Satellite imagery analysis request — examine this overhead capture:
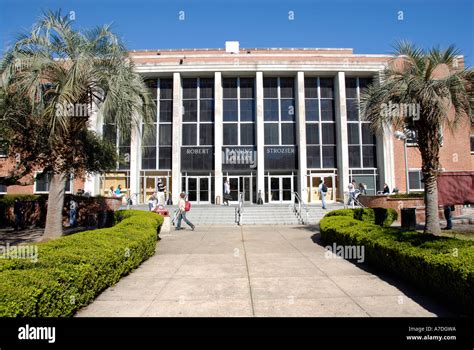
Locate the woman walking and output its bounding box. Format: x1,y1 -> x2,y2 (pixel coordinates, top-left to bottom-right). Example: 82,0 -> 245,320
176,192 -> 195,231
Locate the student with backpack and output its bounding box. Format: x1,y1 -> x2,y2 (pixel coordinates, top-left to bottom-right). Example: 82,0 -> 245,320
176,192 -> 195,231
319,180 -> 328,209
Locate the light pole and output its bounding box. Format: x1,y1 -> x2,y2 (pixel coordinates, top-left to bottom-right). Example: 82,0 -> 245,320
394,130 -> 415,194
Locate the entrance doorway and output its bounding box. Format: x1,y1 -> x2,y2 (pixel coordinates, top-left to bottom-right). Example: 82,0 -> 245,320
268,176 -> 293,203
227,176 -> 253,203
185,176 -> 211,204
142,175 -> 170,204
308,174 -> 335,203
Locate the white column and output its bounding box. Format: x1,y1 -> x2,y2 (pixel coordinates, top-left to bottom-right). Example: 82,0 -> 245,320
171,72 -> 182,204
214,72 -> 223,204
85,101 -> 101,195
334,72 -> 349,201
256,72 -> 265,203
129,118 -> 140,203
296,72 -> 307,199
379,124 -> 395,191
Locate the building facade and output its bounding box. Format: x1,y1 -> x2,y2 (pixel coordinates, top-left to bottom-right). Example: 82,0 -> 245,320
1,46 -> 473,204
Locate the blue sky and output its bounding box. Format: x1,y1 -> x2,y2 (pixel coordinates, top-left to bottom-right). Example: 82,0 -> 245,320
1,0 -> 473,65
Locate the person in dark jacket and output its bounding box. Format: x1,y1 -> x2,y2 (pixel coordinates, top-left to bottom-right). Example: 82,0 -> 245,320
13,199 -> 22,231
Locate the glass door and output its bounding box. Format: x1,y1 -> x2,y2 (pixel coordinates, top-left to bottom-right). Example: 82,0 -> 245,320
199,177 -> 210,203
269,176 -> 293,203
228,177 -> 239,202
309,174 -> 335,203
187,177 -> 198,202
185,176 -> 210,204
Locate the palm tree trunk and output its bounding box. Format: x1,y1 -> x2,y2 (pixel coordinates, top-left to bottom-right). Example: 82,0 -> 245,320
423,172 -> 441,235
42,173 -> 67,240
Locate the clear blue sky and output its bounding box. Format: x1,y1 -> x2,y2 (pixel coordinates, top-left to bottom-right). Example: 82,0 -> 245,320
1,0 -> 473,66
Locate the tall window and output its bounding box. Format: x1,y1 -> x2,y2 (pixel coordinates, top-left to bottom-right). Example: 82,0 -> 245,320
305,77 -> 336,168
346,77 -> 376,168
223,77 -> 255,146
263,77 -> 296,145
408,170 -> 424,192
182,77 -> 214,146
142,78 -> 173,170
103,122 -> 131,170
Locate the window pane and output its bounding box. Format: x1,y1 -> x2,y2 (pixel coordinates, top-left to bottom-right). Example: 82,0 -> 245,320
362,145 -> 376,168
304,77 -> 318,98
471,136 -> 474,152
280,77 -> 294,98
348,123 -> 360,144
281,123 -> 295,145
361,124 -> 376,144
35,172 -> 49,192
264,124 -> 279,145
305,99 -> 319,121
264,99 -> 279,121
182,78 -> 197,99
159,100 -> 172,122
199,124 -> 214,145
223,99 -> 238,121
142,124 -> 156,146
320,78 -> 334,99
223,124 -> 238,145
280,99 -> 295,121
239,78 -> 254,98
118,146 -> 130,170
240,123 -> 255,145
346,99 -> 359,121
359,77 -> 373,92
159,79 -> 173,99
322,146 -> 336,168
409,171 -> 423,190
182,124 -> 197,145
240,100 -> 255,122
199,78 -> 214,98
183,100 -> 197,122
142,147 -> 157,169
200,99 -> 214,122
307,146 -> 321,168
349,146 -> 361,168
321,124 -> 335,144
159,124 -> 172,146
345,78 -> 357,98
158,147 -> 172,169
145,79 -> 157,99
306,123 -> 319,144
223,78 -> 237,98
103,124 -> 117,144
263,77 -> 278,98
320,99 -> 334,121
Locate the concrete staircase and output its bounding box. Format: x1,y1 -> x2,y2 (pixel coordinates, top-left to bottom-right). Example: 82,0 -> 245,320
126,202 -> 345,226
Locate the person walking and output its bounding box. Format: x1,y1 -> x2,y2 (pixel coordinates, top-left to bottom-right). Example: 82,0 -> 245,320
69,197 -> 78,227
442,204 -> 454,230
148,192 -> 158,211
347,180 -> 356,206
13,198 -> 22,231
157,178 -> 166,206
223,179 -> 231,206
319,180 -> 328,209
176,192 -> 195,231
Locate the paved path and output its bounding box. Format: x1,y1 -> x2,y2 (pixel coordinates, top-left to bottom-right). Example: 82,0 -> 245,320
77,225 -> 451,317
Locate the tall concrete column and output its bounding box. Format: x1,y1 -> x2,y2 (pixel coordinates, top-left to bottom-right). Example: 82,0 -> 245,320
379,124 -> 395,191
129,117 -> 140,203
171,72 -> 182,204
214,72 -> 223,204
256,72 -> 265,203
334,72 -> 349,201
296,71 -> 307,200
85,100 -> 101,196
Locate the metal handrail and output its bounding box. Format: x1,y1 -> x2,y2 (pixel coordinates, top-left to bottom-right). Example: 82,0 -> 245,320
235,192 -> 244,225
292,191 -> 309,224
344,191 -> 366,209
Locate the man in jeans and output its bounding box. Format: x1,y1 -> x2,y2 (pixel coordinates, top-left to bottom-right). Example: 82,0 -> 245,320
319,180 -> 328,209
69,197 -> 78,227
176,192 -> 195,231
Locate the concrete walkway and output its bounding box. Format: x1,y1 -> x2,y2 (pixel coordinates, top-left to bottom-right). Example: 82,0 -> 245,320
77,225 -> 451,317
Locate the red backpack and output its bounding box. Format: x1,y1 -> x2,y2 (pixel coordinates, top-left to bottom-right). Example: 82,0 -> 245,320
184,201 -> 191,212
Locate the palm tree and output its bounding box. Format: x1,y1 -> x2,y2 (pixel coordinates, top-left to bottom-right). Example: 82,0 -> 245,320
360,42 -> 472,234
0,10 -> 154,239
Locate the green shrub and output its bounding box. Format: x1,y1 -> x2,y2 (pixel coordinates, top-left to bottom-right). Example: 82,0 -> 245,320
319,211 -> 474,315
324,208 -> 397,227
0,210 -> 164,317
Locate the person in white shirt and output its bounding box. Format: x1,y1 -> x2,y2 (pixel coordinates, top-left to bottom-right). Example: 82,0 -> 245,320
319,180 -> 328,209
348,180 -> 356,206
223,179 -> 231,206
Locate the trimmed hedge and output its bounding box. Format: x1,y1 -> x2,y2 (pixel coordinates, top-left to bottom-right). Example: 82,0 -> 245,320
320,210 -> 474,315
324,207 -> 397,227
0,210 -> 164,317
